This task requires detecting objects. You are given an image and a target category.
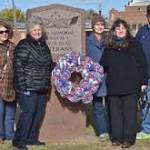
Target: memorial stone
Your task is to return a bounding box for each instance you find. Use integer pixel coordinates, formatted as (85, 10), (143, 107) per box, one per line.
(27, 4), (86, 141)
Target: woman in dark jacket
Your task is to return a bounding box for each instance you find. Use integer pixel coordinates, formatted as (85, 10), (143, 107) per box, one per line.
(13, 17), (53, 150)
(100, 19), (148, 148)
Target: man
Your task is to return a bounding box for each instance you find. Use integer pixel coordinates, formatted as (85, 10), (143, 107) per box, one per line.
(136, 4), (150, 140)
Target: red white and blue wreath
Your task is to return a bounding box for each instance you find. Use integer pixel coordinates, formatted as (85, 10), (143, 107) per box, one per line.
(52, 52), (104, 104)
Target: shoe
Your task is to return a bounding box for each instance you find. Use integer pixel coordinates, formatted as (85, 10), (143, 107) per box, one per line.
(13, 141), (28, 150)
(136, 131), (150, 140)
(112, 141), (121, 146)
(121, 142), (132, 149)
(13, 145), (28, 150)
(4, 140), (12, 144)
(26, 140), (45, 145)
(0, 139), (4, 144)
(99, 133), (109, 141)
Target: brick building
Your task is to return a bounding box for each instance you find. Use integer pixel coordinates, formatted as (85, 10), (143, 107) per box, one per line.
(109, 0), (150, 35)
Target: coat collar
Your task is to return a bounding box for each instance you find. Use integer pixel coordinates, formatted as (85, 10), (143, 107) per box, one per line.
(26, 35), (46, 46)
(88, 32), (105, 49)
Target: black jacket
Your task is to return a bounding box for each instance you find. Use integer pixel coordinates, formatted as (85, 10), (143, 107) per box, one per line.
(13, 36), (53, 92)
(100, 38), (148, 95)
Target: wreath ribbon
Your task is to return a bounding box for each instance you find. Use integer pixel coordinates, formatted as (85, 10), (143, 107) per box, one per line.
(52, 52), (104, 104)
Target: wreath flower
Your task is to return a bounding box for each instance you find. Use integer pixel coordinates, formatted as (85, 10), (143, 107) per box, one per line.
(52, 52), (104, 104)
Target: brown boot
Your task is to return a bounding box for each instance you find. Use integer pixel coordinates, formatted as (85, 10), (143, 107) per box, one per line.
(121, 142), (132, 148)
(112, 141), (121, 146)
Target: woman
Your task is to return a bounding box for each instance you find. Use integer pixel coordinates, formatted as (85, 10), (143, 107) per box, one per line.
(13, 17), (53, 150)
(86, 13), (108, 140)
(0, 20), (16, 144)
(100, 19), (148, 148)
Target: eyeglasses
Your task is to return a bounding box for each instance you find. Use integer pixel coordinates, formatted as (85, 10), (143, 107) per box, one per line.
(0, 30), (9, 34)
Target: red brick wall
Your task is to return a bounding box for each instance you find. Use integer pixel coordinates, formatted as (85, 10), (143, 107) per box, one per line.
(109, 5), (148, 34)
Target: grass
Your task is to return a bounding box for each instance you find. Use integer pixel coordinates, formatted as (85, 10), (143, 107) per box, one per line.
(1, 104), (150, 150)
(1, 139), (150, 150)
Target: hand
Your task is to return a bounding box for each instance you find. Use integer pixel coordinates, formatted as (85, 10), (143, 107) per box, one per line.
(141, 85), (147, 92)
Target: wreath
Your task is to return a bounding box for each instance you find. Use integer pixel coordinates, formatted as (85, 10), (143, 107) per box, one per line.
(52, 52), (104, 104)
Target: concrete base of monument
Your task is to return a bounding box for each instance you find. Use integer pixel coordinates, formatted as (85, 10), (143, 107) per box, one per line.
(39, 86), (86, 141)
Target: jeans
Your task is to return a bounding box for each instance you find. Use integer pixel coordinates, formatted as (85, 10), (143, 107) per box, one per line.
(0, 97), (16, 140)
(142, 79), (150, 133)
(13, 91), (47, 145)
(93, 96), (108, 136)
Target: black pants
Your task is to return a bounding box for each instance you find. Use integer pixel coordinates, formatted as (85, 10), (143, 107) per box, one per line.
(108, 93), (138, 144)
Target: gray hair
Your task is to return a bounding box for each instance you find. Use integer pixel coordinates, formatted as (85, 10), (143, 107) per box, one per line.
(26, 16), (45, 35)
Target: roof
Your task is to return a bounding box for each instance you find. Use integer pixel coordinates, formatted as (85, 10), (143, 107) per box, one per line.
(129, 0), (150, 6)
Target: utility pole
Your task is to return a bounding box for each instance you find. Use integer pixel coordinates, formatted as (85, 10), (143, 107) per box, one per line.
(12, 0), (16, 27)
(99, 3), (102, 15)
(99, 0), (103, 16)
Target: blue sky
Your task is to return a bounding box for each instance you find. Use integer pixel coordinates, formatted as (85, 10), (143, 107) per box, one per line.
(0, 0), (128, 16)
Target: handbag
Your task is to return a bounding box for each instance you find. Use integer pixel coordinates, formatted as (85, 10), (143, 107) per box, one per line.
(138, 90), (148, 110)
(138, 90), (150, 121)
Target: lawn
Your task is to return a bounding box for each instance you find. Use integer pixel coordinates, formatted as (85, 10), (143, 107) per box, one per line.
(1, 138), (150, 150)
(0, 104), (150, 150)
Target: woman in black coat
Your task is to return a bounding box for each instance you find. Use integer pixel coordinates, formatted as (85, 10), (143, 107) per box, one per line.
(100, 19), (148, 148)
(13, 17), (53, 150)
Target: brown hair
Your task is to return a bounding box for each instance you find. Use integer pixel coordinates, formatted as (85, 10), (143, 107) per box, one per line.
(0, 20), (13, 39)
(147, 4), (150, 15)
(107, 18), (133, 49)
(91, 13), (105, 29)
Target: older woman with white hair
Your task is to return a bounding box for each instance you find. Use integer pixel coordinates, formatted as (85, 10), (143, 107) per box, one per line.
(13, 17), (53, 150)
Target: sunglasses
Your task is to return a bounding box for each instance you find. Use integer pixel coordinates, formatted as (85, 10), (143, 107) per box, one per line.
(0, 30), (9, 34)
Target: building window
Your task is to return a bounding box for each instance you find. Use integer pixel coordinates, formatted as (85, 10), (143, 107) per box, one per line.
(132, 24), (136, 30)
(138, 24), (142, 29)
(128, 24), (130, 28)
